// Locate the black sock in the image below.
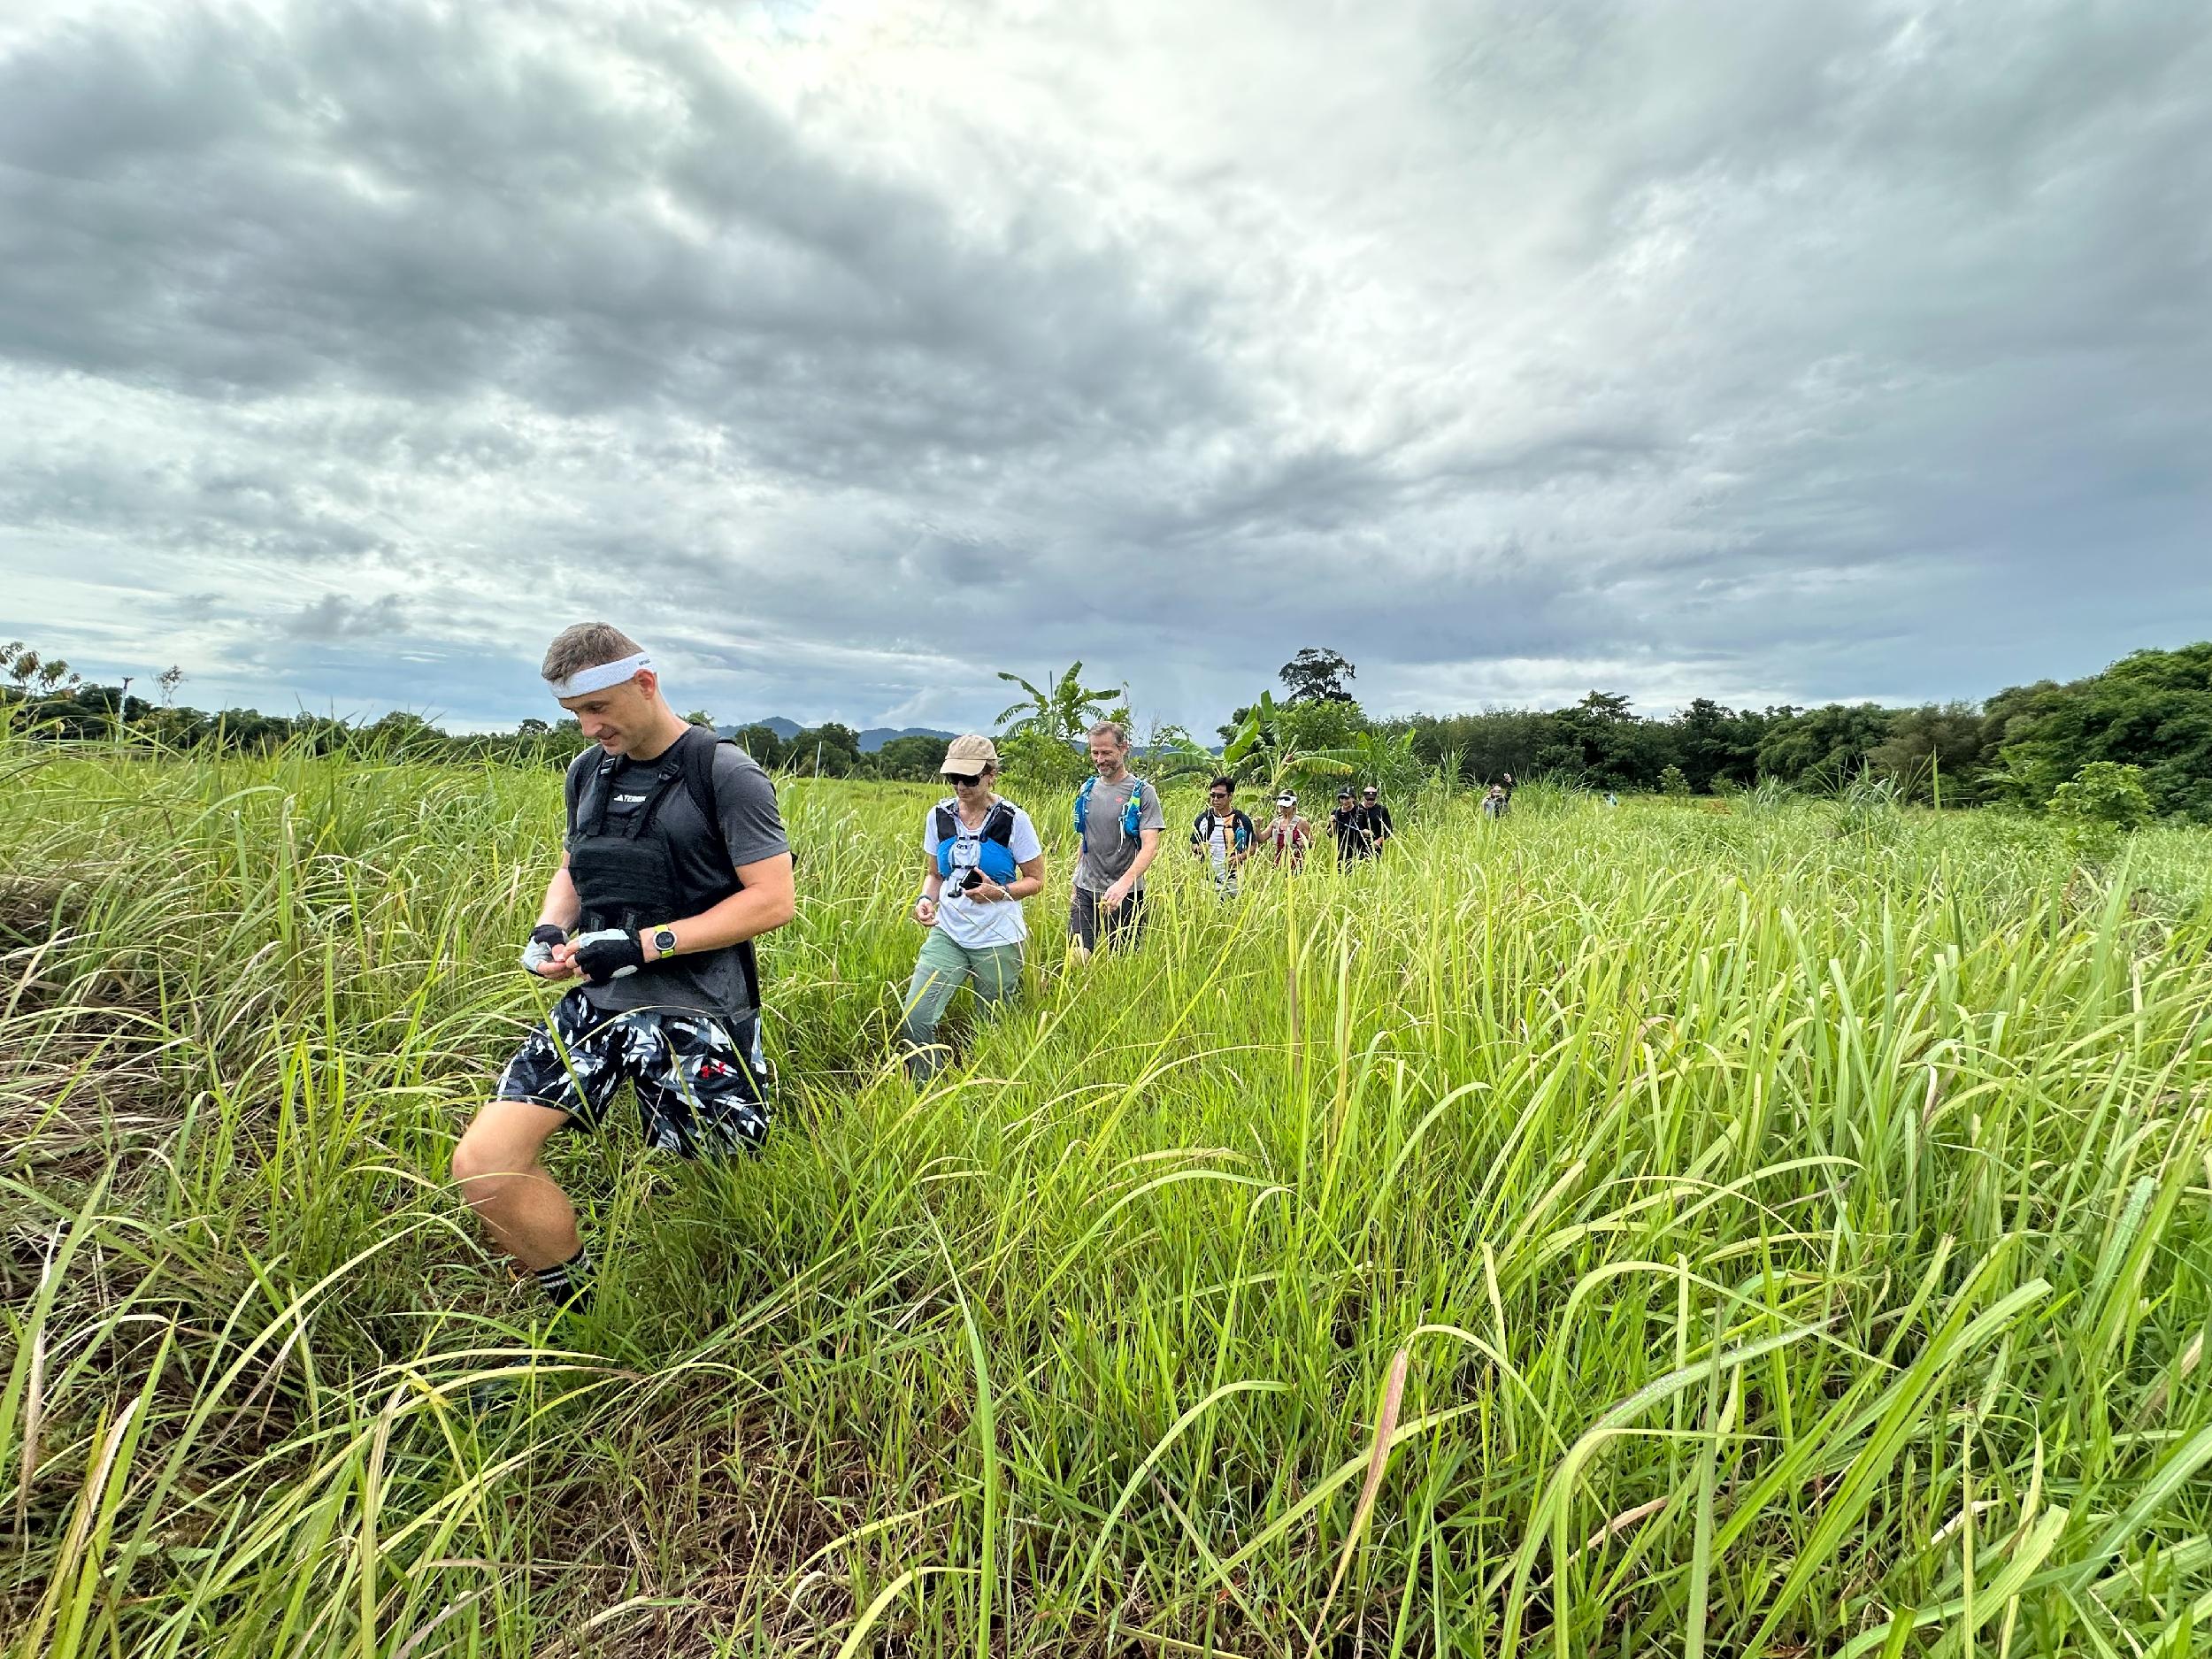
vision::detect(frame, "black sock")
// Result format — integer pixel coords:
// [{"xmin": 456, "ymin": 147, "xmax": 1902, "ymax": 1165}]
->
[{"xmin": 533, "ymin": 1245, "xmax": 593, "ymax": 1312}]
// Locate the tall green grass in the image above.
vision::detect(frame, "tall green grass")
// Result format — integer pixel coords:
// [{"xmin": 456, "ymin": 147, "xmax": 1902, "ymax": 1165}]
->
[{"xmin": 4, "ymin": 738, "xmax": 2210, "ymax": 1655}]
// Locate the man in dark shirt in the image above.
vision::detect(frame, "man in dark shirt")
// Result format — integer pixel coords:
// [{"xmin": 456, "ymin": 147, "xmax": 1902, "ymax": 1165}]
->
[
  {"xmin": 1357, "ymin": 785, "xmax": 1396, "ymax": 856},
  {"xmin": 449, "ymin": 623, "xmax": 796, "ymax": 1317},
  {"xmin": 1330, "ymin": 787, "xmax": 1364, "ymax": 864}
]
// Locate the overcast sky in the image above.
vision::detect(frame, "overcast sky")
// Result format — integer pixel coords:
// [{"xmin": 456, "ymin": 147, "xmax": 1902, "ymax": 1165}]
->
[{"xmin": 2, "ymin": 0, "xmax": 2207, "ymax": 734}]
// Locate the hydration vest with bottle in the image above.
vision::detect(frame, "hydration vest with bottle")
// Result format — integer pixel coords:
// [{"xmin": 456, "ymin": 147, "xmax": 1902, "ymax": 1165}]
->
[
  {"xmin": 933, "ymin": 796, "xmax": 1020, "ymax": 889},
  {"xmin": 1075, "ymin": 772, "xmax": 1147, "ymax": 849}
]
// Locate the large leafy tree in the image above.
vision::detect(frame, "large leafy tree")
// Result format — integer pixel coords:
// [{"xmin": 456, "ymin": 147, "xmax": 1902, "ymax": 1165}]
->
[
  {"xmin": 1537, "ymin": 690, "xmax": 1655, "ymax": 790},
  {"xmin": 1278, "ymin": 647, "xmax": 1356, "ymax": 703},
  {"xmin": 1675, "ymin": 698, "xmax": 1769, "ymax": 792}
]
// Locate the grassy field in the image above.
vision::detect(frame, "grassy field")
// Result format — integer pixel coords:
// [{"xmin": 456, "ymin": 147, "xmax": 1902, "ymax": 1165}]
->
[{"xmin": 4, "ymin": 738, "xmax": 2211, "ymax": 1657}]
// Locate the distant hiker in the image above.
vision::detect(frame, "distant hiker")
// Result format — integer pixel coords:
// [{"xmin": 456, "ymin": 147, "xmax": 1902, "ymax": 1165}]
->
[
  {"xmin": 1603, "ymin": 791, "xmax": 1619, "ymax": 809},
  {"xmin": 1265, "ymin": 791, "xmax": 1315, "ymax": 872},
  {"xmin": 1189, "ymin": 774, "xmax": 1256, "ymax": 897},
  {"xmin": 1498, "ymin": 772, "xmax": 1516, "ymax": 815},
  {"xmin": 1482, "ymin": 784, "xmax": 1509, "ymax": 818},
  {"xmin": 1357, "ymin": 784, "xmax": 1396, "ymax": 856},
  {"xmin": 1330, "ymin": 787, "xmax": 1364, "ymax": 864},
  {"xmin": 902, "ymin": 735, "xmax": 1046, "ymax": 1079},
  {"xmin": 1069, "ymin": 720, "xmax": 1164, "ymax": 956},
  {"xmin": 451, "ymin": 624, "xmax": 796, "ymax": 1317}
]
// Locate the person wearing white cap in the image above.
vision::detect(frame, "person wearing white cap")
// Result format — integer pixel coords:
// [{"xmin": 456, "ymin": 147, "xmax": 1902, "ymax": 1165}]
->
[
  {"xmin": 902, "ymin": 734, "xmax": 1046, "ymax": 1079},
  {"xmin": 450, "ymin": 622, "xmax": 795, "ymax": 1318},
  {"xmin": 1262, "ymin": 789, "xmax": 1314, "ymax": 872}
]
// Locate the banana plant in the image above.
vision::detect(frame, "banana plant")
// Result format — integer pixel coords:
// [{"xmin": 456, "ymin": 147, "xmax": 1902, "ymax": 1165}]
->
[
  {"xmin": 994, "ymin": 663, "xmax": 1124, "ymax": 744},
  {"xmin": 1224, "ymin": 692, "xmax": 1354, "ymax": 797}
]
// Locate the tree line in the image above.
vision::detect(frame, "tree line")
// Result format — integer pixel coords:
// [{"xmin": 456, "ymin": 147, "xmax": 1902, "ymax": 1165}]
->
[
  {"xmin": 1381, "ymin": 641, "xmax": 2211, "ymax": 819},
  {"xmin": 4, "ymin": 637, "xmax": 2208, "ymax": 820}
]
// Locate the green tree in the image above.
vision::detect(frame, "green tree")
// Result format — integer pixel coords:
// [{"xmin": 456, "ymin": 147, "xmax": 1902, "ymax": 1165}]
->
[
  {"xmin": 1659, "ymin": 764, "xmax": 1691, "ymax": 799},
  {"xmin": 1985, "ymin": 643, "xmax": 2212, "ymax": 820},
  {"xmin": 1278, "ymin": 646, "xmax": 1356, "ymax": 703},
  {"xmin": 789, "ymin": 723, "xmax": 863, "ymax": 777},
  {"xmin": 1867, "ymin": 703, "xmax": 1986, "ymax": 803},
  {"xmin": 1755, "ymin": 703, "xmax": 1897, "ymax": 788},
  {"xmin": 1676, "ymin": 698, "xmax": 1767, "ymax": 792},
  {"xmin": 733, "ymin": 724, "xmax": 785, "ymax": 768},
  {"xmin": 1538, "ymin": 691, "xmax": 1654, "ymax": 789},
  {"xmin": 877, "ymin": 733, "xmax": 951, "ymax": 781}
]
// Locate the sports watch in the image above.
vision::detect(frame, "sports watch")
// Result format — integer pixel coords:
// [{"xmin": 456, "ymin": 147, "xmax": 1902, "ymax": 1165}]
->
[{"xmin": 651, "ymin": 926, "xmax": 679, "ymax": 956}]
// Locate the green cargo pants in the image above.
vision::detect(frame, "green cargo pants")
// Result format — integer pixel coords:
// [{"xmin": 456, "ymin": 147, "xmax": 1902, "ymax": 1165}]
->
[{"xmin": 899, "ymin": 930, "xmax": 1025, "ymax": 1077}]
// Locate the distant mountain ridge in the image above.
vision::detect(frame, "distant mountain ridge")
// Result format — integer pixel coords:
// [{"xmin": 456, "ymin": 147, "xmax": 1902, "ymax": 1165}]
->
[{"xmin": 718, "ymin": 718, "xmax": 955, "ymax": 754}]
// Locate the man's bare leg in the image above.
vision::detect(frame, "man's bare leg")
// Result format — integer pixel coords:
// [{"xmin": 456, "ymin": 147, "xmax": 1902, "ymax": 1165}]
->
[{"xmin": 452, "ymin": 1099, "xmax": 581, "ymax": 1278}]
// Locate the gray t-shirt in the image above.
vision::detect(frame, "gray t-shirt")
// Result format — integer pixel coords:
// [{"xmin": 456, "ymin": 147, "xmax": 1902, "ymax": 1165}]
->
[
  {"xmin": 1073, "ymin": 773, "xmax": 1166, "ymax": 894},
  {"xmin": 562, "ymin": 741, "xmax": 788, "ymax": 1021}
]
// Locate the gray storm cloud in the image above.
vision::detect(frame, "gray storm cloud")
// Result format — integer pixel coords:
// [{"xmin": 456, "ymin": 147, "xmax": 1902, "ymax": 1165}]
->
[{"xmin": 1, "ymin": 0, "xmax": 2207, "ymax": 731}]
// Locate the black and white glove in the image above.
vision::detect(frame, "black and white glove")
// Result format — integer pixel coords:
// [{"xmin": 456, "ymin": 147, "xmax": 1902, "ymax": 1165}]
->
[
  {"xmin": 519, "ymin": 924, "xmax": 568, "ymax": 974},
  {"xmin": 570, "ymin": 926, "xmax": 646, "ymax": 985}
]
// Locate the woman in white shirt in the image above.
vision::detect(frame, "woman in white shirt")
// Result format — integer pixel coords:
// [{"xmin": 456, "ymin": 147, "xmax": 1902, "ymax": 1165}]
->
[{"xmin": 902, "ymin": 734, "xmax": 1047, "ymax": 1079}]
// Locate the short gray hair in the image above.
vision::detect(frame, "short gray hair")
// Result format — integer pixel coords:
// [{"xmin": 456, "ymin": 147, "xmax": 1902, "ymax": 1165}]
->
[
  {"xmin": 541, "ymin": 622, "xmax": 642, "ymax": 685},
  {"xmin": 1086, "ymin": 719, "xmax": 1129, "ymax": 749}
]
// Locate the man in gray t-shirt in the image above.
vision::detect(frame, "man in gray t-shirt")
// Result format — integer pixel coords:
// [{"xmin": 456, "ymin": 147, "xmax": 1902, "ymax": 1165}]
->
[{"xmin": 1069, "ymin": 720, "xmax": 1165, "ymax": 955}]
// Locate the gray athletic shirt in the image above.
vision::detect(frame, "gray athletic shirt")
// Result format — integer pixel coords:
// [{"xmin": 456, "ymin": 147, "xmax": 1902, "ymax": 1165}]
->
[
  {"xmin": 562, "ymin": 741, "xmax": 788, "ymax": 1021},
  {"xmin": 1072, "ymin": 774, "xmax": 1166, "ymax": 894}
]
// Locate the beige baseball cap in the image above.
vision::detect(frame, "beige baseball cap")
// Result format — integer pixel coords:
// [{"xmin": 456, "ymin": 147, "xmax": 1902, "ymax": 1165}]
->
[{"xmin": 941, "ymin": 733, "xmax": 999, "ymax": 774}]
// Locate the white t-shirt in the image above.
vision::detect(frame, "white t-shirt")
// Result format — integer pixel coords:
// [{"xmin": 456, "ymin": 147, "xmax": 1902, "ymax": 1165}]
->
[{"xmin": 924, "ymin": 797, "xmax": 1043, "ymax": 949}]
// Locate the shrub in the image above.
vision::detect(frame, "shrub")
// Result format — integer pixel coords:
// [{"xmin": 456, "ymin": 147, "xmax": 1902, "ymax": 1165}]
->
[{"xmin": 2048, "ymin": 761, "xmax": 2154, "ymax": 859}]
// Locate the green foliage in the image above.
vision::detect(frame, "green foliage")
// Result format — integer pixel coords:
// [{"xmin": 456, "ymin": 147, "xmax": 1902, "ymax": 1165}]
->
[
  {"xmin": 1658, "ymin": 763, "xmax": 1691, "ymax": 798},
  {"xmin": 1833, "ymin": 768, "xmax": 1908, "ymax": 846},
  {"xmin": 2048, "ymin": 760, "xmax": 2156, "ymax": 860},
  {"xmin": 1990, "ymin": 643, "xmax": 2212, "ymax": 821},
  {"xmin": 1277, "ymin": 645, "xmax": 1356, "ymax": 703},
  {"xmin": 1867, "ymin": 702, "xmax": 1985, "ymax": 803},
  {"xmin": 733, "ymin": 722, "xmax": 786, "ymax": 768},
  {"xmin": 1532, "ymin": 689, "xmax": 1655, "ymax": 790},
  {"xmin": 787, "ymin": 722, "xmax": 864, "ymax": 777},
  {"xmin": 994, "ymin": 662, "xmax": 1123, "ymax": 746},
  {"xmin": 996, "ymin": 726, "xmax": 1091, "ymax": 791},
  {"xmin": 875, "ymin": 733, "xmax": 951, "ymax": 781},
  {"xmin": 1222, "ymin": 691, "xmax": 1372, "ymax": 797},
  {"xmin": 1755, "ymin": 702, "xmax": 1897, "ymax": 787},
  {"xmin": 1136, "ymin": 721, "xmax": 1216, "ymax": 784},
  {"xmin": 2048, "ymin": 760, "xmax": 2156, "ymax": 830}
]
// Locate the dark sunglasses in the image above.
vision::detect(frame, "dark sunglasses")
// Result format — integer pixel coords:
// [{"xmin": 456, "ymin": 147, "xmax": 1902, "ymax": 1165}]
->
[
  {"xmin": 1208, "ymin": 788, "xmax": 1231, "ymax": 798},
  {"xmin": 946, "ymin": 771, "xmax": 986, "ymax": 787}
]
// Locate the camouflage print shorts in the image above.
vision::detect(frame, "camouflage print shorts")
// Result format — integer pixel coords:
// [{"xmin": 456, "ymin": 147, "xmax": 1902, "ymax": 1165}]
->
[{"xmin": 495, "ymin": 989, "xmax": 772, "ymax": 1156}]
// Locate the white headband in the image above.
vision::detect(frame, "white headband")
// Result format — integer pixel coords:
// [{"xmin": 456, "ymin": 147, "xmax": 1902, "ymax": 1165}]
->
[{"xmin": 549, "ymin": 650, "xmax": 651, "ymax": 697}]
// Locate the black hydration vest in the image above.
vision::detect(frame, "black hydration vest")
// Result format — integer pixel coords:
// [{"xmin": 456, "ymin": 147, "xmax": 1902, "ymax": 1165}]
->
[{"xmin": 565, "ymin": 725, "xmax": 761, "ymax": 1010}]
